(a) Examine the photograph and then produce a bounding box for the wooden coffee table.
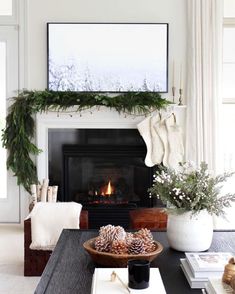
[35,230,235,294]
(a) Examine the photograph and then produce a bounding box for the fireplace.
[36,107,185,228]
[48,128,159,228]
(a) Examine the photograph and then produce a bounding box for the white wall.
[26,0,187,100]
[20,0,187,220]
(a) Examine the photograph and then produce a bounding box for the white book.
[180,259,208,289]
[91,268,166,294]
[189,269,223,279]
[183,257,224,279]
[205,278,234,294]
[185,252,232,273]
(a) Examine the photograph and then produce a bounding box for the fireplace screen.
[63,145,152,207]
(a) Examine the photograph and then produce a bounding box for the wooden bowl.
[83,237,163,267]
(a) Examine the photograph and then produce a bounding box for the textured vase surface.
[166,209,213,252]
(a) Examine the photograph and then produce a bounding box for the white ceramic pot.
[166,209,213,252]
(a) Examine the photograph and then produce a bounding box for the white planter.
[166,209,213,252]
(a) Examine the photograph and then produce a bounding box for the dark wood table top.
[35,230,235,294]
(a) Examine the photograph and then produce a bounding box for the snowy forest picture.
[48,23,168,92]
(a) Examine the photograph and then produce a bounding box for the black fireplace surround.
[48,129,159,228]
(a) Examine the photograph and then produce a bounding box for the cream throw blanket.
[30,202,82,250]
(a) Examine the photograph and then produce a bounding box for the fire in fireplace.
[87,180,128,205]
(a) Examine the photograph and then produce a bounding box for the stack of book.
[180,252,232,289]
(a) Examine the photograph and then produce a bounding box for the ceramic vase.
[166,209,213,252]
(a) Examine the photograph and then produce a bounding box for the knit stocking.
[137,116,154,167]
[150,114,164,165]
[165,114,184,169]
[154,118,169,167]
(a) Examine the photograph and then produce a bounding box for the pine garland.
[1,90,170,192]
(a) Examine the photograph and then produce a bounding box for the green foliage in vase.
[148,162,235,216]
[1,90,170,193]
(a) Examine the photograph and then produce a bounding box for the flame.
[99,180,114,196]
[105,180,112,196]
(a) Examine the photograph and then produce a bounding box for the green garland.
[1,90,170,192]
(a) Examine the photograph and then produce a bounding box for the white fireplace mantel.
[36,105,186,181]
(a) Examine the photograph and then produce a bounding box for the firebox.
[63,145,152,207]
[48,129,158,228]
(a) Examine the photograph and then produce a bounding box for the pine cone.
[94,236,111,252]
[125,232,134,247]
[113,226,126,241]
[134,228,153,240]
[111,240,128,254]
[99,225,126,242]
[128,238,144,255]
[134,228,155,253]
[99,225,117,242]
[142,239,156,253]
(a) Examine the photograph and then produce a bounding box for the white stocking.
[150,114,164,165]
[137,116,154,167]
[154,118,169,167]
[165,114,184,170]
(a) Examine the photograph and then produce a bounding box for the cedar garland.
[1,90,170,192]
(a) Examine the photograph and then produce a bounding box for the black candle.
[128,259,150,289]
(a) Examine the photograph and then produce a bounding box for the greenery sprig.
[1,90,170,192]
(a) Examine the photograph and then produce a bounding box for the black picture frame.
[47,22,169,93]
